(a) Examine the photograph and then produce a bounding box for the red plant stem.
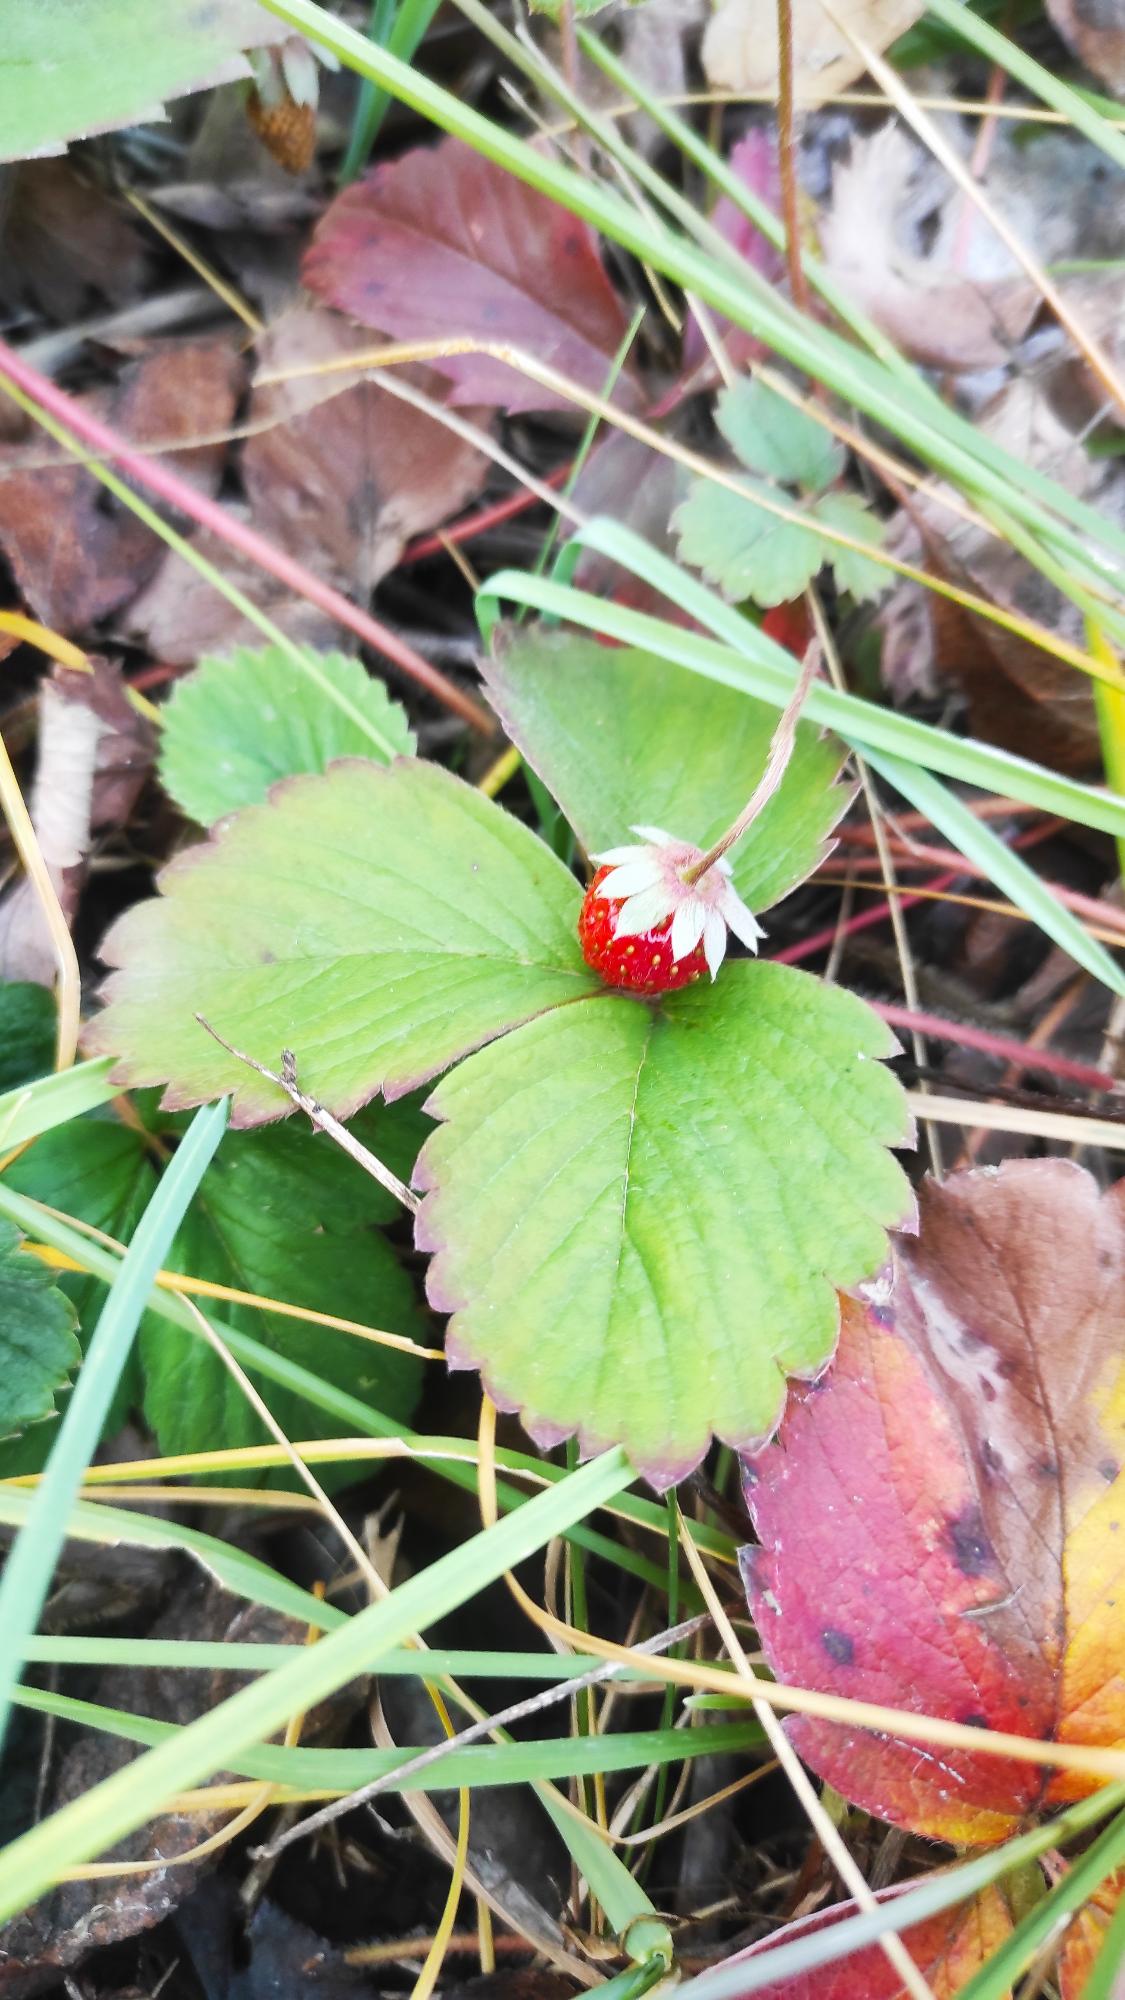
[0,339,494,736]
[771,870,961,965]
[835,824,1125,938]
[400,460,574,566]
[871,1000,1118,1095]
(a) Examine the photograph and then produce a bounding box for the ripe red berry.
[578,866,708,996]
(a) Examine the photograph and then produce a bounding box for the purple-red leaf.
[302,138,638,414]
[719,1881,1014,1998]
[741,1159,1125,1843]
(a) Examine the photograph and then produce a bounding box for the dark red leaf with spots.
[302,136,638,415]
[741,1159,1125,1843]
[718,1880,1014,1998]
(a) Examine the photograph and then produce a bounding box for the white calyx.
[593,825,766,979]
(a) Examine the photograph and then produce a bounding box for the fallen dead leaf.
[703,0,923,108]
[1046,0,1125,94]
[742,1158,1125,1844]
[0,657,154,986]
[717,1880,1016,1998]
[244,304,490,599]
[0,337,243,635]
[122,513,344,666]
[302,137,639,415]
[0,161,148,323]
[819,124,1039,372]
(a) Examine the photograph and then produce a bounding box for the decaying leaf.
[1057,1866,1125,1998]
[243,306,489,599]
[0,339,242,635]
[303,137,639,414]
[819,125,1039,373]
[1046,0,1125,94]
[742,1159,1125,1843]
[719,1880,1015,1998]
[703,0,923,108]
[0,160,148,321]
[0,658,153,987]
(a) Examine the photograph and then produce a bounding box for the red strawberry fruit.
[577,828,765,997]
[579,865,709,995]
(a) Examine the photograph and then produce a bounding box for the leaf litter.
[2,7,1125,1997]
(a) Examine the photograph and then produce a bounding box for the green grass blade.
[0,1099,228,1752]
[20,1638,716,1680]
[865,749,1125,995]
[672,1786,1125,2000]
[477,549,1125,839]
[0,1447,634,1919]
[0,1489,345,1633]
[956,1805,1125,2000]
[12,1683,761,1796]
[0,1058,117,1148]
[924,0,1125,173]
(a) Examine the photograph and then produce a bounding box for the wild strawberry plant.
[87,629,913,1483]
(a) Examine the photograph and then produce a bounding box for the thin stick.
[253,1615,706,1860]
[195,1018,419,1214]
[775,0,810,314]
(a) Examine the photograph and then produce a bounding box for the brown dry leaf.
[1047,0,1125,92]
[0,658,154,986]
[243,305,490,599]
[819,125,1039,371]
[123,513,343,665]
[0,161,148,322]
[0,338,243,636]
[878,358,1125,770]
[702,0,922,105]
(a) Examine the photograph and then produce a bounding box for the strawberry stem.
[680,642,822,887]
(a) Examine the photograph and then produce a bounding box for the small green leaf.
[485,629,850,915]
[717,378,844,494]
[0,1219,79,1443]
[0,984,55,1094]
[417,963,912,1483]
[88,760,602,1125]
[159,644,416,827]
[811,492,888,601]
[673,476,825,607]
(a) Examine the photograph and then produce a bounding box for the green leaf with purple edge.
[86,758,602,1127]
[484,627,851,915]
[415,963,913,1485]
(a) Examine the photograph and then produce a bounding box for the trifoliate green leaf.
[88,759,602,1125]
[417,963,913,1484]
[485,629,850,915]
[0,1218,79,1443]
[811,491,888,601]
[159,644,415,827]
[717,377,844,494]
[673,475,825,607]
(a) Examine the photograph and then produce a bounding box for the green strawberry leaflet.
[416,964,913,1484]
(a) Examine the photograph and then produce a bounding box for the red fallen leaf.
[302,137,638,415]
[762,598,812,658]
[717,1880,1014,1998]
[741,1159,1125,1844]
[683,132,783,376]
